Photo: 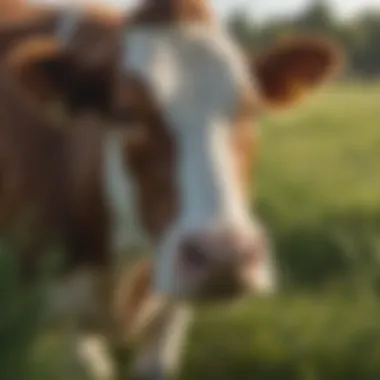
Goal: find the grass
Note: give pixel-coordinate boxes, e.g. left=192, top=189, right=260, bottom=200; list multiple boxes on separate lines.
left=181, top=82, right=380, bottom=380
left=257, top=82, right=380, bottom=289
left=2, top=83, right=380, bottom=379
left=185, top=296, right=380, bottom=380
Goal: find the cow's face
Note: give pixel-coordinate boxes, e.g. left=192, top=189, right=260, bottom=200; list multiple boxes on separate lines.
left=4, top=0, right=342, bottom=302
left=117, top=2, right=342, bottom=301
left=118, top=25, right=272, bottom=301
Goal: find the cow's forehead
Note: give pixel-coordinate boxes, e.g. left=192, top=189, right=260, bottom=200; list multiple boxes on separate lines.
left=122, top=25, right=254, bottom=128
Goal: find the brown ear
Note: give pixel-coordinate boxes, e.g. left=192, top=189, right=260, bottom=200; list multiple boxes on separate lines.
left=3, top=6, right=122, bottom=112
left=5, top=35, right=115, bottom=114
left=254, top=37, right=344, bottom=108
left=4, top=36, right=62, bottom=102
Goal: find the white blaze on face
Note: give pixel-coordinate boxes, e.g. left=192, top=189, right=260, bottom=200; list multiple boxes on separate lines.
left=123, top=25, right=273, bottom=297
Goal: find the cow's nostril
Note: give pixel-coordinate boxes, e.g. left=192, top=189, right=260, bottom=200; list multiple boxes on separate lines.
left=180, top=239, right=209, bottom=270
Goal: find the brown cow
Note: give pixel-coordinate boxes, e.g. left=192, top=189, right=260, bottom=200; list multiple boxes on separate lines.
left=0, top=0, right=343, bottom=379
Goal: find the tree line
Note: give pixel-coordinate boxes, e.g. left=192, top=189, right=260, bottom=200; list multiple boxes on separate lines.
left=227, top=0, right=380, bottom=80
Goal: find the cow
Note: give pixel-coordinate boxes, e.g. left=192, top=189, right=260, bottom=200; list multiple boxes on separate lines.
left=0, top=0, right=343, bottom=379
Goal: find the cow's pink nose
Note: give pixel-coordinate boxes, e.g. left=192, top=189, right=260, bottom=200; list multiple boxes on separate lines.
left=178, top=228, right=265, bottom=299
left=180, top=232, right=258, bottom=269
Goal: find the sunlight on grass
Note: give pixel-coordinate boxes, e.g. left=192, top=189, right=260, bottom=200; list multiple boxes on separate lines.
left=2, top=83, right=380, bottom=379
left=258, top=83, right=380, bottom=218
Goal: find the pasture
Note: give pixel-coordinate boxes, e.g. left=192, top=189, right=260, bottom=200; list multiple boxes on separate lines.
left=1, top=83, right=380, bottom=379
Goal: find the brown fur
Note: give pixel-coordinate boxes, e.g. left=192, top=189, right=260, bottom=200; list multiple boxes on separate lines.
left=128, top=0, right=215, bottom=25
left=0, top=3, right=123, bottom=116
left=0, top=0, right=46, bottom=24
left=113, top=76, right=178, bottom=240
left=0, top=67, right=109, bottom=276
left=232, top=87, right=262, bottom=200
left=254, top=37, right=343, bottom=108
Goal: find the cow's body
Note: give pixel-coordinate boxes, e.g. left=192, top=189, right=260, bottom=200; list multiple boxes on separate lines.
left=0, top=1, right=343, bottom=379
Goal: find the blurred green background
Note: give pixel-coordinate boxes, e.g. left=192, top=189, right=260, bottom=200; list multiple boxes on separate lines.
left=2, top=1, right=380, bottom=379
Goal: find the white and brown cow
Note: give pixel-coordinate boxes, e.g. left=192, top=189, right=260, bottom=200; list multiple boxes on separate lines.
left=0, top=0, right=343, bottom=379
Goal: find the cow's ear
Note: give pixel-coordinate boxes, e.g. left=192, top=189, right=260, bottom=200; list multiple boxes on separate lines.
left=4, top=36, right=63, bottom=103
left=253, top=37, right=344, bottom=108
left=5, top=34, right=116, bottom=114
left=3, top=9, right=122, bottom=111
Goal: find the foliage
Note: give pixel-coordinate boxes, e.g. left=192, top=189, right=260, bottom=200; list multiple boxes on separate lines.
left=228, top=0, right=380, bottom=79
left=257, top=83, right=380, bottom=291
left=0, top=244, right=43, bottom=380
left=184, top=295, right=380, bottom=380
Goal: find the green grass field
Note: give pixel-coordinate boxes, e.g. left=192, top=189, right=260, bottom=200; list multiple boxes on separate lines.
left=2, top=83, right=380, bottom=379
left=257, top=83, right=380, bottom=290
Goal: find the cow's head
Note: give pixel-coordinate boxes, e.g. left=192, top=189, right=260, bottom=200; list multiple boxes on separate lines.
left=4, top=0, right=343, bottom=302
left=115, top=0, right=342, bottom=302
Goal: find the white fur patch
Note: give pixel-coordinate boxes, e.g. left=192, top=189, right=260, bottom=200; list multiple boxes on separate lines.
left=253, top=234, right=278, bottom=294
left=133, top=304, right=193, bottom=378
left=123, top=25, right=261, bottom=295
left=76, top=334, right=115, bottom=380
left=123, top=26, right=252, bottom=227
left=103, top=131, right=150, bottom=263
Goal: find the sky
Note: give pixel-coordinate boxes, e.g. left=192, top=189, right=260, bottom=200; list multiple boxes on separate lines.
left=37, top=0, right=380, bottom=22
left=211, top=0, right=380, bottom=21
